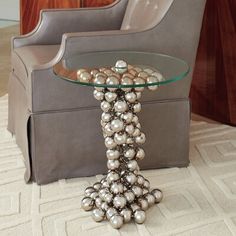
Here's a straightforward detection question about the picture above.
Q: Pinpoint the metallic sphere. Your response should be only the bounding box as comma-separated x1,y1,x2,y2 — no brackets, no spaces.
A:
120,208,132,223
106,207,118,220
106,149,120,160
114,101,128,113
110,214,124,229
84,187,95,197
111,119,124,132
134,210,146,224
151,189,163,203
113,195,127,209
92,208,105,222
107,159,120,170
105,92,117,102
81,197,94,211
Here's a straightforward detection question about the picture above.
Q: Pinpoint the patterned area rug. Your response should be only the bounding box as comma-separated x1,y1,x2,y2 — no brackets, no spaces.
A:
0,94,236,236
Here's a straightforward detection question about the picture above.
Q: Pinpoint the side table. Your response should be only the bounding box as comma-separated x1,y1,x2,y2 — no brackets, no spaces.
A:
53,51,189,229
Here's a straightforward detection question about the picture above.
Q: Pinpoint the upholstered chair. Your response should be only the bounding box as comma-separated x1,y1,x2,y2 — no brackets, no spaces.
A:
8,0,206,184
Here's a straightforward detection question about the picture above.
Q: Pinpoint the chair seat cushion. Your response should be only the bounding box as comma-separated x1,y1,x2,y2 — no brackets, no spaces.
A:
12,45,60,87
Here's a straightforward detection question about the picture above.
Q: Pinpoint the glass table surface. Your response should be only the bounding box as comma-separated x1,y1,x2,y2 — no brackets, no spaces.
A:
53,51,189,88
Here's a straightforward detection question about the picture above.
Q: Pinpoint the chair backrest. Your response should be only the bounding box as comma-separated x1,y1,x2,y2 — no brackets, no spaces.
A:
121,0,174,30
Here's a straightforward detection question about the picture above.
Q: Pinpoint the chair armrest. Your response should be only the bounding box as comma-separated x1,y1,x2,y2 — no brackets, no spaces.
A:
30,29,144,72
12,0,128,49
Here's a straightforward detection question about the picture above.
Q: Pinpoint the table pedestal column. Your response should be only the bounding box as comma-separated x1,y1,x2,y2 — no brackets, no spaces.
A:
81,87,163,229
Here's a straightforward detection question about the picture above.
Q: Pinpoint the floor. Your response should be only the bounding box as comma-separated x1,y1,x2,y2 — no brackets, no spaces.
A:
0,21,19,97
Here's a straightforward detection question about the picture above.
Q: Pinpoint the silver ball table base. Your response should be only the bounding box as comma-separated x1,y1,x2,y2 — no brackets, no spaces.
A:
81,87,163,229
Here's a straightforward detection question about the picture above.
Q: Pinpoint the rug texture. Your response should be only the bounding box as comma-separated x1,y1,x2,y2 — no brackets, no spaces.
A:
0,94,236,236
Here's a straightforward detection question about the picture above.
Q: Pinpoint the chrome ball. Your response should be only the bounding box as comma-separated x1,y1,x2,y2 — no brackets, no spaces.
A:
79,71,92,83
106,76,119,91
93,90,104,101
134,210,146,224
106,149,120,160
114,101,128,113
135,133,146,144
105,92,117,102
104,124,114,137
101,101,111,112
121,77,133,92
107,159,120,170
125,172,137,185
106,207,118,220
81,197,94,211
147,76,158,91
137,198,149,211
114,132,127,145
92,208,105,222
134,77,145,92
104,192,113,203
133,103,141,113
105,137,117,149
110,214,124,229
111,119,124,132
99,188,109,200
107,171,120,183
127,160,138,171
113,195,127,209
136,148,145,160
124,148,136,159
94,74,106,91
110,182,124,194
101,180,110,188
125,92,137,103
132,128,141,137
120,208,132,223
93,182,102,191
125,124,135,135
121,112,133,123
126,137,134,144
101,112,112,122
138,71,148,79
132,115,139,124
132,185,143,197
84,187,95,197
95,197,103,208
77,69,87,78
90,191,99,199
101,202,109,211
143,180,150,189
137,175,145,185
144,193,155,206
115,60,128,74
151,189,163,203
124,190,135,203
90,69,99,76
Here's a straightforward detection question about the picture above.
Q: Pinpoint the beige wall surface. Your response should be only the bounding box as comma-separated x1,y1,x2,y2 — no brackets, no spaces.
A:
0,0,19,21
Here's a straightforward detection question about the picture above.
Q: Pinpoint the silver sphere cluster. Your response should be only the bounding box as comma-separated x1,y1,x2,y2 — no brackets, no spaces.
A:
77,60,165,92
81,60,163,229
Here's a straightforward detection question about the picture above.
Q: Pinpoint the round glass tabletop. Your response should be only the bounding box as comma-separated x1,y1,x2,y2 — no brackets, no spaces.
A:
53,51,189,89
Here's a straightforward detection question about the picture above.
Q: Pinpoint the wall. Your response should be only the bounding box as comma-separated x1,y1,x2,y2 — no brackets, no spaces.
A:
0,0,19,21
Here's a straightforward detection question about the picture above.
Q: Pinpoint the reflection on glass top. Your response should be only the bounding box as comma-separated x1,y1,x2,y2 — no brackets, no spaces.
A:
53,51,189,89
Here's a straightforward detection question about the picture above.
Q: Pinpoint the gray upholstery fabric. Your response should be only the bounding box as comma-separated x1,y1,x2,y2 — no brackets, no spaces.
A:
8,0,206,184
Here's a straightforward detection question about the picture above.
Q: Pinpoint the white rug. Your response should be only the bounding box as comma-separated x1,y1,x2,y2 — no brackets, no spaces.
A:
0,94,236,236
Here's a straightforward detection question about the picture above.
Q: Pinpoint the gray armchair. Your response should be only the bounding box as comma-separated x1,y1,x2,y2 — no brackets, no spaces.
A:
8,0,206,184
